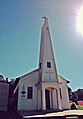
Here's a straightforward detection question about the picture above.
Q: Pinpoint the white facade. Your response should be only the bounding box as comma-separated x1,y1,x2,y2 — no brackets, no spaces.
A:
18,69,38,110
58,75,70,109
17,16,70,111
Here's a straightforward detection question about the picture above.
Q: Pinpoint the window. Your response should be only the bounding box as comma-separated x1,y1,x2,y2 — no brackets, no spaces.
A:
27,87,33,99
46,27,49,30
39,63,41,69
59,88,62,99
47,62,51,68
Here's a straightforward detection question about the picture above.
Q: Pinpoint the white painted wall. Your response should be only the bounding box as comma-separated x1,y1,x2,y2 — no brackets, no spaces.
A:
18,70,38,111
38,88,41,110
58,76,70,109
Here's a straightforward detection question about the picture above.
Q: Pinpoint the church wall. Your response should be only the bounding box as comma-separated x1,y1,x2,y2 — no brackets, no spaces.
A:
42,67,58,82
38,87,42,110
52,89,58,109
58,76,70,109
61,82,70,109
18,70,38,111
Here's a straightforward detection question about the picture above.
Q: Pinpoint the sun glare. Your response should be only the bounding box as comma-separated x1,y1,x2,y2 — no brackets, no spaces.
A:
76,6,83,35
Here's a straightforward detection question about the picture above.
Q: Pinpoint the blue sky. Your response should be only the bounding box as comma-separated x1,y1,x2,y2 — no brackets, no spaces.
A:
0,0,83,90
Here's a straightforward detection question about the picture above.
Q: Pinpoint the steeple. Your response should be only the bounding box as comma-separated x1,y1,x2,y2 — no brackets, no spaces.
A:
38,16,58,82
42,15,48,26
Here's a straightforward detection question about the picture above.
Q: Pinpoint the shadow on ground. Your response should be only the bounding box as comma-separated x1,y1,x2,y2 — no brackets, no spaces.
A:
0,111,23,119
20,109,62,116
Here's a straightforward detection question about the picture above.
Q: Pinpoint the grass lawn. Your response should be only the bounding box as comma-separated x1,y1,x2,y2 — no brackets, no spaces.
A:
78,106,83,110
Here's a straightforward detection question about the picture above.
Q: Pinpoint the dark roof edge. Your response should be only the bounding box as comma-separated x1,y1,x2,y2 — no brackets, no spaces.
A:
58,74,70,83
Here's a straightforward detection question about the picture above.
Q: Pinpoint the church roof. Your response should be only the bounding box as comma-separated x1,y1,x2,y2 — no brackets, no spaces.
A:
19,68,39,79
58,75,70,83
13,69,70,95
13,69,39,94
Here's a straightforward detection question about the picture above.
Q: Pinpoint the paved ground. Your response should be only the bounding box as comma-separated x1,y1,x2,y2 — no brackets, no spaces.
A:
22,110,83,118
0,110,83,119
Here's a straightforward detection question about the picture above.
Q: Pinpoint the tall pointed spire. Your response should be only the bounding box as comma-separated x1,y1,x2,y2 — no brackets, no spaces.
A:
42,15,49,31
38,16,58,82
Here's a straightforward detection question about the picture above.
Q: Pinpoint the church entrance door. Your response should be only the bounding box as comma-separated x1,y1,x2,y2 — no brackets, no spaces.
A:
45,89,50,109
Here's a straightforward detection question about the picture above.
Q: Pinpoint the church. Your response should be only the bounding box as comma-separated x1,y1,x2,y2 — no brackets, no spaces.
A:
14,16,70,111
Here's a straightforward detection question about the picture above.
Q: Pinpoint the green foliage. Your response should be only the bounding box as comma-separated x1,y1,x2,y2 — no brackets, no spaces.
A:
78,106,83,110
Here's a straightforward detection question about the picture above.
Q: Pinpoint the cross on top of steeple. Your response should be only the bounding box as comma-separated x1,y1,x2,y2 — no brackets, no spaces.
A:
42,15,48,20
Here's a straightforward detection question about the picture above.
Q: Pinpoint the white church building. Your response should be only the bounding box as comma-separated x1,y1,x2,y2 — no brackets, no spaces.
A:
14,16,70,111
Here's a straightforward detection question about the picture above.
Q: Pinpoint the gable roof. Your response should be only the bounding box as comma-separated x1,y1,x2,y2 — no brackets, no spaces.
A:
19,69,39,79
13,69,39,94
13,69,70,95
58,75,70,83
